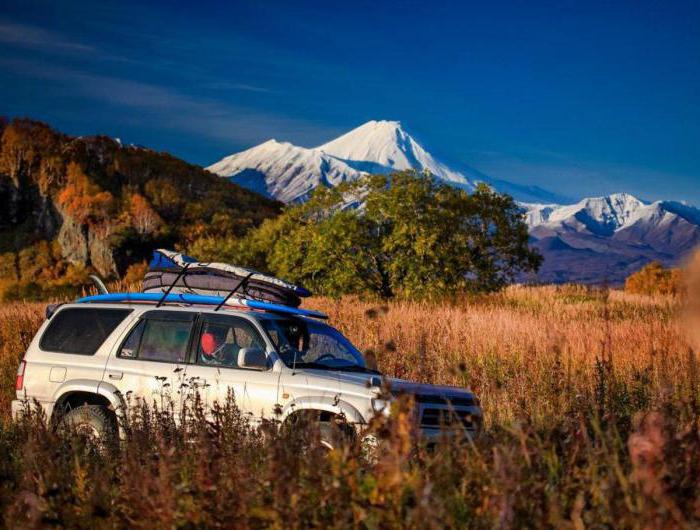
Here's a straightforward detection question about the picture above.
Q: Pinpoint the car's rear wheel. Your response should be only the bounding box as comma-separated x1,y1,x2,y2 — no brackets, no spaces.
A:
59,405,117,448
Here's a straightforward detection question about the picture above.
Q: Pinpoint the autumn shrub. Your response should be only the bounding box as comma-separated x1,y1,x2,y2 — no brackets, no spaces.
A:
58,162,116,226
0,303,43,417
625,261,683,296
122,261,149,285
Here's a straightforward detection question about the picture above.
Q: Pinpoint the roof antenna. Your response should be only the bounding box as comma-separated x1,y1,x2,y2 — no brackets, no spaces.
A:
89,274,109,295
156,263,191,308
214,272,254,311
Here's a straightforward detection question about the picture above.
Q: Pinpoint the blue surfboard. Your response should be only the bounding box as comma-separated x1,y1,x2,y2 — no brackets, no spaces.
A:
76,292,328,319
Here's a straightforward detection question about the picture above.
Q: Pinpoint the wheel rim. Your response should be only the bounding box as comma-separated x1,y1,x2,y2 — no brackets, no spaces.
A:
75,422,101,441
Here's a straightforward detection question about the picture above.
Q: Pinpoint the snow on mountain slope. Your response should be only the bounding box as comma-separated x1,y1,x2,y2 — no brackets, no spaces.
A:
207,139,362,203
526,193,700,235
523,203,559,226
207,120,555,203
526,193,648,236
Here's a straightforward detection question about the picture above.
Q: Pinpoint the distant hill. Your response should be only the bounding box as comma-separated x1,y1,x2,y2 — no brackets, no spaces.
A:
0,118,280,298
3,118,696,292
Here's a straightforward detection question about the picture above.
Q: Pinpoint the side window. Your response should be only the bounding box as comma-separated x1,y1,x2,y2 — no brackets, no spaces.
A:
140,320,192,363
118,320,145,358
41,308,132,355
118,313,194,363
197,316,266,368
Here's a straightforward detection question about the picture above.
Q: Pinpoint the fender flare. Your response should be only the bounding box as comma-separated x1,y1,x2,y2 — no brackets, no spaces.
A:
51,379,126,416
281,395,366,425
96,381,128,411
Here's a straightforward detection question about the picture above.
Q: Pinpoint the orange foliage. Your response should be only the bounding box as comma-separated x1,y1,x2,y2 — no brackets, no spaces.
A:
625,260,683,296
684,250,700,350
129,193,162,235
57,162,114,225
123,260,149,284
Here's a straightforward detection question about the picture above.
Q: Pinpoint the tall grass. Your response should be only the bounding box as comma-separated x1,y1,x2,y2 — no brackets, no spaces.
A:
308,285,686,429
0,303,44,418
0,285,698,528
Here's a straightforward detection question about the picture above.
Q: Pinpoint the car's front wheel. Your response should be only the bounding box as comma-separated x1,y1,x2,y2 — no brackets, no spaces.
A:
318,418,356,451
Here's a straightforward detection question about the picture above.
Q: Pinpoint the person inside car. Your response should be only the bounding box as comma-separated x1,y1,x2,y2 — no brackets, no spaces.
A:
200,327,235,366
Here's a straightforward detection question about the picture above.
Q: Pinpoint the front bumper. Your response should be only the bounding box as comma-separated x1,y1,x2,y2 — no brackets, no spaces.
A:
419,425,480,443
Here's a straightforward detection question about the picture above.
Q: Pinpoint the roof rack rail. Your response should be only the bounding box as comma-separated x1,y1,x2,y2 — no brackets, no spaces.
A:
75,292,328,319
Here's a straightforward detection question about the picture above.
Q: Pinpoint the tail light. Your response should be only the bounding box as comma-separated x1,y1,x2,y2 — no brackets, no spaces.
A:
16,360,26,391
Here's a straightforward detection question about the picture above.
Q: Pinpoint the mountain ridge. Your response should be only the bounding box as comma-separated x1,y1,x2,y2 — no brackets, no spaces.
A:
208,120,559,203
524,193,700,283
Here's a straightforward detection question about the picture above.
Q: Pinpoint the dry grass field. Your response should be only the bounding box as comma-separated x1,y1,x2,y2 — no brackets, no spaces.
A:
309,286,686,429
0,284,698,528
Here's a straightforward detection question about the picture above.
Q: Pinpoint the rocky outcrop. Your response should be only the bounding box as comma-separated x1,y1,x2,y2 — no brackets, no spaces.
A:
56,212,89,266
88,224,119,277
35,194,61,238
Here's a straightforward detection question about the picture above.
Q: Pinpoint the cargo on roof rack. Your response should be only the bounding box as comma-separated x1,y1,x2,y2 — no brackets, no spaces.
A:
142,249,311,307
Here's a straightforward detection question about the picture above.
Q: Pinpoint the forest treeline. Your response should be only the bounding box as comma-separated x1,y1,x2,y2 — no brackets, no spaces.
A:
0,118,280,300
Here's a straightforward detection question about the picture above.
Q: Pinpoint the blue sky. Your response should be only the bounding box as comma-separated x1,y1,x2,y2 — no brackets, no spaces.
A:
1,0,699,204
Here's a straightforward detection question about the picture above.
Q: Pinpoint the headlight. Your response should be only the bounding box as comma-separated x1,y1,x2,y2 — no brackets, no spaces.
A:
371,398,391,416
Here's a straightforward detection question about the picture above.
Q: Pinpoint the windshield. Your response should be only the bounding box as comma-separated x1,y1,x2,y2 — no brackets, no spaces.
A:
261,317,375,372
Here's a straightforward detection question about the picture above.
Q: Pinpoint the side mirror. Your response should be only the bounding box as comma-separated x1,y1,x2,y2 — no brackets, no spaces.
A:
238,347,268,370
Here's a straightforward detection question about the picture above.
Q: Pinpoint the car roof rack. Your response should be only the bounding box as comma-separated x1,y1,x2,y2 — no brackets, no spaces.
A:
75,292,328,319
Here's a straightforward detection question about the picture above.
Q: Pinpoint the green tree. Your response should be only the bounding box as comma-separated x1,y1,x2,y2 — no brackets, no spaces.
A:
230,171,541,299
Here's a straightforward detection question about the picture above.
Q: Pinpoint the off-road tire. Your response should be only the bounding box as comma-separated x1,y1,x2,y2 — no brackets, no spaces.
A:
318,420,355,451
60,405,118,447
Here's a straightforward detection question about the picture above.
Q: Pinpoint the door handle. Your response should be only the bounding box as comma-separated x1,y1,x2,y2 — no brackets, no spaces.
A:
108,372,123,380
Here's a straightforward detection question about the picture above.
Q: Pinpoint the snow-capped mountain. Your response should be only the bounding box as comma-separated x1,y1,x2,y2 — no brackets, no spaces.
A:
208,120,565,204
208,121,700,284
524,193,700,283
525,193,648,235
318,120,471,188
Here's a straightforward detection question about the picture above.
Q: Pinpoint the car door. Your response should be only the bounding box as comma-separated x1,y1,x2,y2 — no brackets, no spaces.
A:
184,313,281,422
103,310,197,416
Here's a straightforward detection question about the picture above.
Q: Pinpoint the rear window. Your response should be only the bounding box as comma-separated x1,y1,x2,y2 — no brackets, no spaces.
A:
40,308,133,355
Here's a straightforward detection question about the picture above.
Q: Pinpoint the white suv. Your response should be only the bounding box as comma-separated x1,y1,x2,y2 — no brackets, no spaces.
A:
13,301,482,447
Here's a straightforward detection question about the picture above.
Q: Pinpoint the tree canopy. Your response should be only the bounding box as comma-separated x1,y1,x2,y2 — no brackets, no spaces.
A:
201,171,541,299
